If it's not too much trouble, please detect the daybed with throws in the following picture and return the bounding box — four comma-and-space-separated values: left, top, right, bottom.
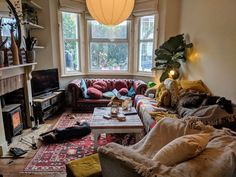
134, 79, 236, 132
68, 79, 147, 112
98, 118, 236, 177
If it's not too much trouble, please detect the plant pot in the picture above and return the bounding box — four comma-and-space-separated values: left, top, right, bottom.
26, 50, 36, 63
0, 51, 4, 67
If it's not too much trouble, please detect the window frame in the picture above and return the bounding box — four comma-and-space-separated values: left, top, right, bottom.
87, 20, 132, 74
59, 11, 82, 76
137, 15, 156, 73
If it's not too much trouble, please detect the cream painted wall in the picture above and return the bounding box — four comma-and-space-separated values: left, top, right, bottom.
32, 0, 54, 70
179, 0, 236, 103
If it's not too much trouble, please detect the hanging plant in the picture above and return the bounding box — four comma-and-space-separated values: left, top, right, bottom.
152, 34, 193, 82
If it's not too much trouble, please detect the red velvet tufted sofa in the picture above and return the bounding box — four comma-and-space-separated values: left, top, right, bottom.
68, 79, 147, 113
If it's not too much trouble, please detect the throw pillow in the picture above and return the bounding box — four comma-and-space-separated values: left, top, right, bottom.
180, 80, 210, 94
103, 91, 115, 98
118, 88, 128, 96
164, 78, 179, 107
80, 79, 90, 98
153, 133, 210, 166
148, 81, 157, 88
128, 86, 136, 97
93, 81, 107, 92
156, 84, 171, 107
87, 87, 103, 99
114, 80, 128, 91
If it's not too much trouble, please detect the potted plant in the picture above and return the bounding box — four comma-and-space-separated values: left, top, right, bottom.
24, 30, 37, 63
152, 34, 193, 82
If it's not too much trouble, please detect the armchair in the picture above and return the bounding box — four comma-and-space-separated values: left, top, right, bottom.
98, 118, 236, 177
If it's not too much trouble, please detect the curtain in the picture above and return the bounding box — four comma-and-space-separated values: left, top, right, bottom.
58, 0, 85, 13
133, 0, 158, 16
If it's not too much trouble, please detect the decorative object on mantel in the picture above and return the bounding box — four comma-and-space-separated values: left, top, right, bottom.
24, 30, 36, 63
152, 34, 193, 82
5, 0, 23, 48
86, 0, 135, 25
10, 25, 20, 65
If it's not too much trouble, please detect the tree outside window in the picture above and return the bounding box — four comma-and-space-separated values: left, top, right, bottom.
138, 15, 155, 72
89, 21, 129, 71
62, 12, 80, 72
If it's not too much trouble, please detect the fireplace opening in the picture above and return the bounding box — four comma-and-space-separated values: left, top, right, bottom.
1, 88, 26, 144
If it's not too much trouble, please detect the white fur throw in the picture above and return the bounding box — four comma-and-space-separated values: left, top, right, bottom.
98, 118, 236, 177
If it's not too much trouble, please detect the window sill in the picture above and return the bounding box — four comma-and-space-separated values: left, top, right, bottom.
60, 72, 156, 78
133, 72, 156, 78
87, 71, 132, 76
61, 72, 87, 78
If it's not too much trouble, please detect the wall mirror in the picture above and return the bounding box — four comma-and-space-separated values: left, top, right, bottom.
0, 0, 22, 47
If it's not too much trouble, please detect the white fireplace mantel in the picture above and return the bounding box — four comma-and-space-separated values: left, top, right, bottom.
0, 63, 36, 156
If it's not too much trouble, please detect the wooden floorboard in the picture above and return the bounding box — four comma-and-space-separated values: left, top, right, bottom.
0, 112, 67, 177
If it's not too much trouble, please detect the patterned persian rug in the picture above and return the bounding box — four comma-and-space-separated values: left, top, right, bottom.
23, 113, 135, 173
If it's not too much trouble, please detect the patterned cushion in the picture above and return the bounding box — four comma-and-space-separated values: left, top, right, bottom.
87, 87, 103, 99
164, 79, 179, 107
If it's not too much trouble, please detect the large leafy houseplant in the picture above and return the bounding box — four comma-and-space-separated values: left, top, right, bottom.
152, 34, 193, 82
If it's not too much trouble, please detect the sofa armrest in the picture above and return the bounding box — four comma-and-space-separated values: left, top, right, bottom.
98, 143, 155, 177
133, 80, 147, 95
68, 79, 83, 107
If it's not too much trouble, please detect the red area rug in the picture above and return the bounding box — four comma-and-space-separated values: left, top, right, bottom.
23, 113, 135, 173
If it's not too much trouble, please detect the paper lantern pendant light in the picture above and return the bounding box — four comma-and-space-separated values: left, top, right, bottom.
86, 0, 135, 26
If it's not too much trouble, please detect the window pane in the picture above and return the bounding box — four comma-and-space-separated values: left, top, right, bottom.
140, 16, 155, 40
64, 41, 79, 72
62, 12, 78, 39
139, 42, 153, 72
90, 21, 127, 39
90, 43, 128, 71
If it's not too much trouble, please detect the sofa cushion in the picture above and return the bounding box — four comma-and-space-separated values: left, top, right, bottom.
128, 86, 136, 97
164, 79, 179, 107
103, 91, 115, 98
93, 81, 107, 92
114, 80, 128, 90
81, 79, 90, 98
180, 80, 210, 94
153, 133, 210, 166
119, 88, 128, 96
87, 87, 103, 99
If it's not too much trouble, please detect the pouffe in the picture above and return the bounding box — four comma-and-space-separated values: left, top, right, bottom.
66, 153, 102, 177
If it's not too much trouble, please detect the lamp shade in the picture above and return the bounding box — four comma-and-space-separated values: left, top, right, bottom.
86, 0, 135, 26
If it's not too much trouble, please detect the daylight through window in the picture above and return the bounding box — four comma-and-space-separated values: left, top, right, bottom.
61, 12, 80, 73
89, 21, 129, 72
138, 15, 155, 72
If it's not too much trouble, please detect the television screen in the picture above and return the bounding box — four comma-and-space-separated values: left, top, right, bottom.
31, 68, 59, 97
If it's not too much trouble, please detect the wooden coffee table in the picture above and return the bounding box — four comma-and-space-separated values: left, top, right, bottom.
90, 107, 144, 150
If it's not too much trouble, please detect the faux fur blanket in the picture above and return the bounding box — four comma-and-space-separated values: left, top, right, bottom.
98, 118, 236, 177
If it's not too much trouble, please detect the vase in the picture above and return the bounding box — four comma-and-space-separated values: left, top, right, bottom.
26, 50, 36, 63
11, 32, 20, 65
0, 50, 4, 67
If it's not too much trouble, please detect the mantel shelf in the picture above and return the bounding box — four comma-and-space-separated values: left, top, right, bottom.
0, 63, 37, 72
